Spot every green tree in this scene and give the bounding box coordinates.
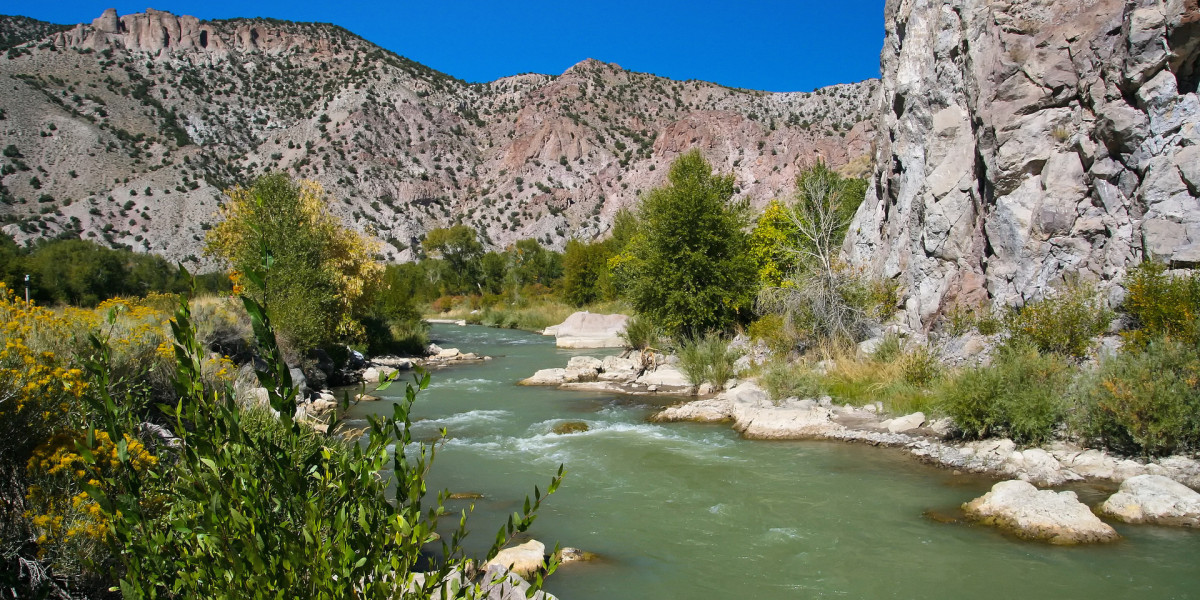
[624,150,756,336]
[561,239,611,306]
[748,200,800,288]
[422,225,484,295]
[205,174,382,352]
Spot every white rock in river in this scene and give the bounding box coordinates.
[1099,474,1200,528]
[962,480,1119,544]
[484,540,546,578]
[549,312,629,348]
[519,368,566,386]
[635,365,691,388]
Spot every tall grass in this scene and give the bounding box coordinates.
[677,334,743,387]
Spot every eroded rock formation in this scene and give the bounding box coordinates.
[846,0,1200,329]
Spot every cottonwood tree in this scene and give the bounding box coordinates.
[624,150,756,336]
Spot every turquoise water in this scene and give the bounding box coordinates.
[345,325,1200,599]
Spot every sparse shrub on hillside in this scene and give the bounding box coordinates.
[1122,261,1200,348]
[1003,281,1111,360]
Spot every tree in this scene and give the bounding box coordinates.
[561,239,611,306]
[205,174,382,352]
[756,162,883,346]
[624,150,756,336]
[421,225,483,295]
[748,200,800,288]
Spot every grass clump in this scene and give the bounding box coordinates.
[761,358,823,402]
[620,313,663,351]
[677,333,743,388]
[746,314,798,355]
[1077,338,1200,456]
[936,343,1072,445]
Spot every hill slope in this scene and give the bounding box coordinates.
[0,9,877,266]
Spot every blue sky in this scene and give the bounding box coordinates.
[12,1,886,92]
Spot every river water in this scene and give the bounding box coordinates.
[345,324,1199,599]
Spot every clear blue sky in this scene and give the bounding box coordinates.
[12,1,886,92]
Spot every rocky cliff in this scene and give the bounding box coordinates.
[845,0,1200,330]
[0,9,876,266]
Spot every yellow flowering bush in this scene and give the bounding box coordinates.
[23,431,159,576]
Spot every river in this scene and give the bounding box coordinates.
[344,324,1199,599]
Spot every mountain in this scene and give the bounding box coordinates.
[0,14,71,51]
[0,9,877,267]
[845,0,1200,330]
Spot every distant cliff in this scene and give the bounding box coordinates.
[846,0,1200,329]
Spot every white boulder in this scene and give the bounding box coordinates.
[549,312,629,348]
[962,480,1119,544]
[1099,474,1200,528]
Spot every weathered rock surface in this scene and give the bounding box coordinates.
[633,365,691,388]
[881,411,925,433]
[519,368,568,386]
[1100,474,1200,527]
[547,313,630,348]
[962,480,1120,544]
[846,0,1200,328]
[484,540,546,579]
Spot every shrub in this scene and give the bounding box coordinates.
[871,332,904,363]
[937,344,1072,445]
[1077,338,1200,456]
[1122,261,1200,348]
[761,359,823,402]
[1004,281,1111,360]
[205,174,383,353]
[900,344,942,387]
[620,313,663,351]
[676,333,743,388]
[75,277,563,597]
[746,313,798,355]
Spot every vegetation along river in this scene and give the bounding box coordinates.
[345,325,1200,599]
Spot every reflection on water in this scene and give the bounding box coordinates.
[344,325,1200,600]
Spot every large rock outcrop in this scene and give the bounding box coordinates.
[846,0,1200,329]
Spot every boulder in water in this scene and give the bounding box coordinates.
[549,312,629,348]
[1099,474,1200,527]
[962,480,1119,544]
[485,540,546,578]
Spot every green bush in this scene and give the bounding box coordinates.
[746,314,797,355]
[1077,338,1200,456]
[871,332,904,363]
[76,282,562,597]
[676,333,743,388]
[937,344,1072,445]
[900,344,942,387]
[761,359,823,402]
[1122,261,1200,348]
[1004,281,1111,360]
[620,313,663,351]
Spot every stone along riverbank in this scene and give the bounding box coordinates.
[344,324,1200,600]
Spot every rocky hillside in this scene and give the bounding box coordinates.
[0,9,877,266]
[846,0,1200,330]
[0,15,70,51]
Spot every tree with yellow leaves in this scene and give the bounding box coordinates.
[205,174,382,352]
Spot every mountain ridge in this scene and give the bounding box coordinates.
[0,8,877,268]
